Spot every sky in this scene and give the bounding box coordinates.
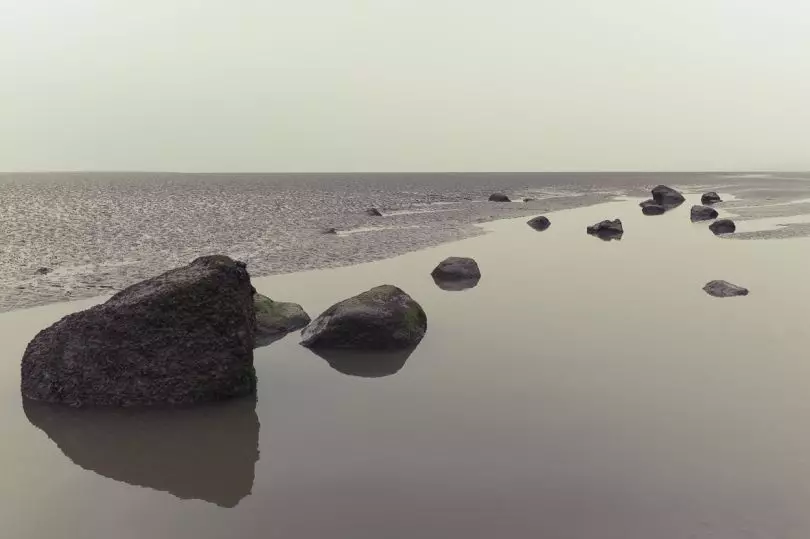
[0,0,809,172]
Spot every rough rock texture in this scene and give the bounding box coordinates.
[366,208,383,217]
[300,285,427,350]
[587,219,624,240]
[21,255,256,407]
[642,204,666,215]
[690,205,719,222]
[527,215,551,231]
[701,191,722,205]
[255,293,310,340]
[709,219,736,235]
[23,396,259,507]
[652,185,686,208]
[431,257,481,291]
[489,193,511,202]
[703,280,749,297]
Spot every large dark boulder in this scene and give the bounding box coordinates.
[587,219,624,241]
[701,191,722,205]
[527,216,551,231]
[300,285,427,350]
[431,257,481,291]
[21,255,256,407]
[254,293,311,347]
[642,204,666,215]
[709,219,736,235]
[690,205,719,222]
[489,193,511,202]
[651,185,686,208]
[703,280,749,297]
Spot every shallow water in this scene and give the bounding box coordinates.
[4,191,810,538]
[3,171,809,311]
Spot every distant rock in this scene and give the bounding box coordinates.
[709,219,736,235]
[701,191,722,205]
[587,219,624,240]
[300,285,427,349]
[690,205,719,222]
[366,208,383,217]
[323,227,337,234]
[642,204,666,215]
[34,267,52,275]
[21,255,256,407]
[254,293,310,346]
[703,280,749,298]
[523,197,536,202]
[489,193,511,202]
[527,215,551,231]
[431,257,481,291]
[652,185,686,208]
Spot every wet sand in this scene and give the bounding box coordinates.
[4,194,810,538]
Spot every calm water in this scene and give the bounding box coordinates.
[3,171,809,311]
[4,185,810,538]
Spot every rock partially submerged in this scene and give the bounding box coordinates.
[489,193,511,202]
[639,199,658,208]
[652,185,686,208]
[527,215,551,231]
[690,205,719,222]
[642,204,666,215]
[703,280,749,297]
[431,257,481,291]
[366,208,383,217]
[587,219,624,240]
[301,285,427,350]
[21,255,256,407]
[709,219,736,235]
[701,191,722,205]
[254,293,311,347]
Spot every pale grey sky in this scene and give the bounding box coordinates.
[1,0,808,172]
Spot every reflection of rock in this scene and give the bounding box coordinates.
[703,280,749,297]
[23,396,259,507]
[709,219,736,235]
[309,347,416,378]
[586,219,624,241]
[488,193,510,202]
[690,205,719,222]
[301,285,427,350]
[432,274,480,291]
[21,255,256,407]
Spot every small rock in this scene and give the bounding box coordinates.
[431,257,481,291]
[642,204,666,215]
[254,294,311,344]
[366,208,383,217]
[323,227,337,234]
[587,219,624,240]
[709,219,736,235]
[690,205,719,222]
[523,197,536,202]
[35,267,52,275]
[703,280,749,298]
[527,216,551,231]
[489,193,510,202]
[301,285,427,350]
[651,185,686,208]
[701,191,722,205]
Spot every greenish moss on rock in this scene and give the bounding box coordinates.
[254,294,311,340]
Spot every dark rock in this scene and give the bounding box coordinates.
[586,219,624,241]
[23,396,258,507]
[300,285,427,350]
[489,193,511,202]
[639,198,658,208]
[709,219,736,235]
[651,185,686,208]
[254,293,310,347]
[35,267,52,275]
[701,191,722,205]
[690,205,719,222]
[366,208,383,217]
[323,227,338,234]
[21,255,256,407]
[309,347,415,378]
[642,204,666,215]
[431,257,481,291]
[703,280,749,298]
[527,216,551,231]
[523,197,536,202]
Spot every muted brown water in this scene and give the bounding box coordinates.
[4,194,810,538]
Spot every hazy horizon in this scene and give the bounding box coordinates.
[2,1,809,172]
